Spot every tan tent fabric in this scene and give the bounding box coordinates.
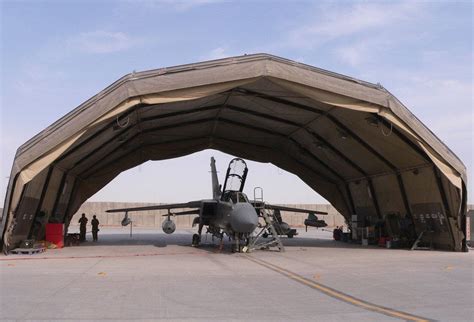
[1,54,468,252]
[386,95,466,182]
[270,78,381,113]
[380,111,463,189]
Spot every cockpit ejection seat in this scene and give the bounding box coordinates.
[220,158,249,199]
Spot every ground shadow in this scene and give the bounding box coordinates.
[73,230,404,253]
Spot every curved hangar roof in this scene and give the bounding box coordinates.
[1,54,468,251]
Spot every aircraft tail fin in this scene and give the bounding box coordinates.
[210,157,221,199]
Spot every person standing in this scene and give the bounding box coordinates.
[78,213,88,242]
[91,215,100,242]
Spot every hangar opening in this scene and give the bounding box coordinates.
[67,151,339,239]
[82,150,331,205]
[1,54,468,252]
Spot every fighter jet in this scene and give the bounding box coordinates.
[106,157,328,250]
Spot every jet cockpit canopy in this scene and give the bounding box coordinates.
[221,158,248,195]
[222,191,250,204]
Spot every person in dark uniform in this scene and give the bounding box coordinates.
[91,215,100,242]
[333,226,343,241]
[78,213,88,242]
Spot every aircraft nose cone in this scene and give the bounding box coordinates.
[230,204,259,233]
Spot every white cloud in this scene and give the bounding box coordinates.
[287,1,421,49]
[167,0,225,11]
[67,31,140,54]
[205,47,229,60]
[14,63,67,95]
[396,77,472,115]
[334,34,394,67]
[334,40,379,67]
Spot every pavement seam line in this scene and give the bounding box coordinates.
[244,255,434,322]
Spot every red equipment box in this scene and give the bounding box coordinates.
[45,223,64,248]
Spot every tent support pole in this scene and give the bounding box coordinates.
[51,172,68,222]
[63,181,80,232]
[433,167,457,250]
[28,166,54,239]
[460,183,468,252]
[367,179,382,219]
[396,173,412,218]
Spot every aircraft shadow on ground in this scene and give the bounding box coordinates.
[82,232,191,247]
[79,232,390,252]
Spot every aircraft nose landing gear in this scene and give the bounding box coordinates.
[192,234,201,247]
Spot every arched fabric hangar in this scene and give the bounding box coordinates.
[1,54,468,252]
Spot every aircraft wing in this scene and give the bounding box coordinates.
[106,201,202,213]
[163,209,201,216]
[253,202,328,215]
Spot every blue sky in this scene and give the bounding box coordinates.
[1,0,472,205]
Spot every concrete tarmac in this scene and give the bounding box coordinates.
[1,228,472,321]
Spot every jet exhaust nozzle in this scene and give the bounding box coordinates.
[162,219,176,234]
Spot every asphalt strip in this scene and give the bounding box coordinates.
[243,255,434,322]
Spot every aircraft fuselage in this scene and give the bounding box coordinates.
[197,197,259,236]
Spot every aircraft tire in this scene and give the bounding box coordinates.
[192,234,200,246]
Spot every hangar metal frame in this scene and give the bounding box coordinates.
[1,54,468,252]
